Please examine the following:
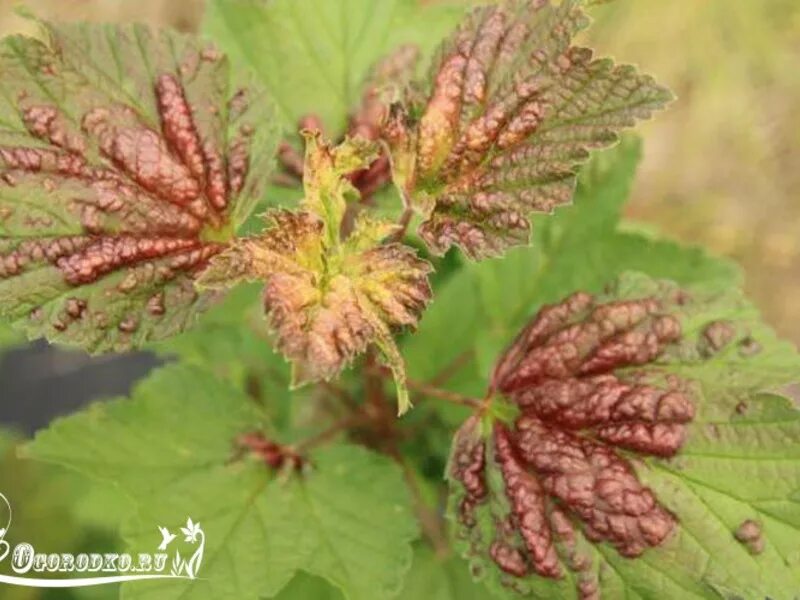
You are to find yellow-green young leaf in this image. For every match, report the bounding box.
[0,20,280,352]
[198,138,432,414]
[199,210,431,415]
[388,0,673,259]
[300,132,380,247]
[447,273,800,600]
[24,365,419,600]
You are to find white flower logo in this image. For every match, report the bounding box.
[180,518,202,543]
[168,518,205,580]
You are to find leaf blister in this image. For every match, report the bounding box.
[392,0,673,259]
[448,279,723,596]
[0,21,278,351]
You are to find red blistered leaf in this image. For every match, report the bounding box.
[446,277,726,597]
[392,0,673,259]
[0,21,279,352]
[493,422,562,579]
[511,416,676,557]
[450,415,489,530]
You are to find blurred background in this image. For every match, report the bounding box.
[0,0,798,431]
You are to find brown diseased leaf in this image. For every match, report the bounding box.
[201,135,432,413]
[449,283,703,597]
[0,21,278,352]
[395,0,672,259]
[198,209,432,412]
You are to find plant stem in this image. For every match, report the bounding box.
[387,448,450,558]
[388,207,413,243]
[369,364,481,409]
[293,415,364,453]
[319,380,359,411]
[363,347,387,412]
[429,349,474,386]
[406,378,482,409]
[358,355,453,557]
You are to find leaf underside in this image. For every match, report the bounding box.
[0,20,279,352]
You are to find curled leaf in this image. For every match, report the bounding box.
[199,138,432,414]
[347,45,422,200]
[390,0,672,259]
[276,45,422,201]
[0,21,278,351]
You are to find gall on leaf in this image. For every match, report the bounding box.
[386,0,673,259]
[234,431,305,473]
[0,20,279,352]
[198,135,433,415]
[448,275,708,598]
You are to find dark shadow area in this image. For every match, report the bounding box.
[0,342,161,434]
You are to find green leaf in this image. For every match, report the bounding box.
[0,428,126,600]
[391,0,674,259]
[0,319,23,353]
[272,573,343,600]
[268,545,493,600]
[203,0,465,134]
[25,365,419,600]
[0,20,280,352]
[446,273,800,600]
[25,366,268,498]
[397,546,487,600]
[150,283,304,426]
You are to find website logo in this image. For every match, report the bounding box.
[0,492,205,589]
